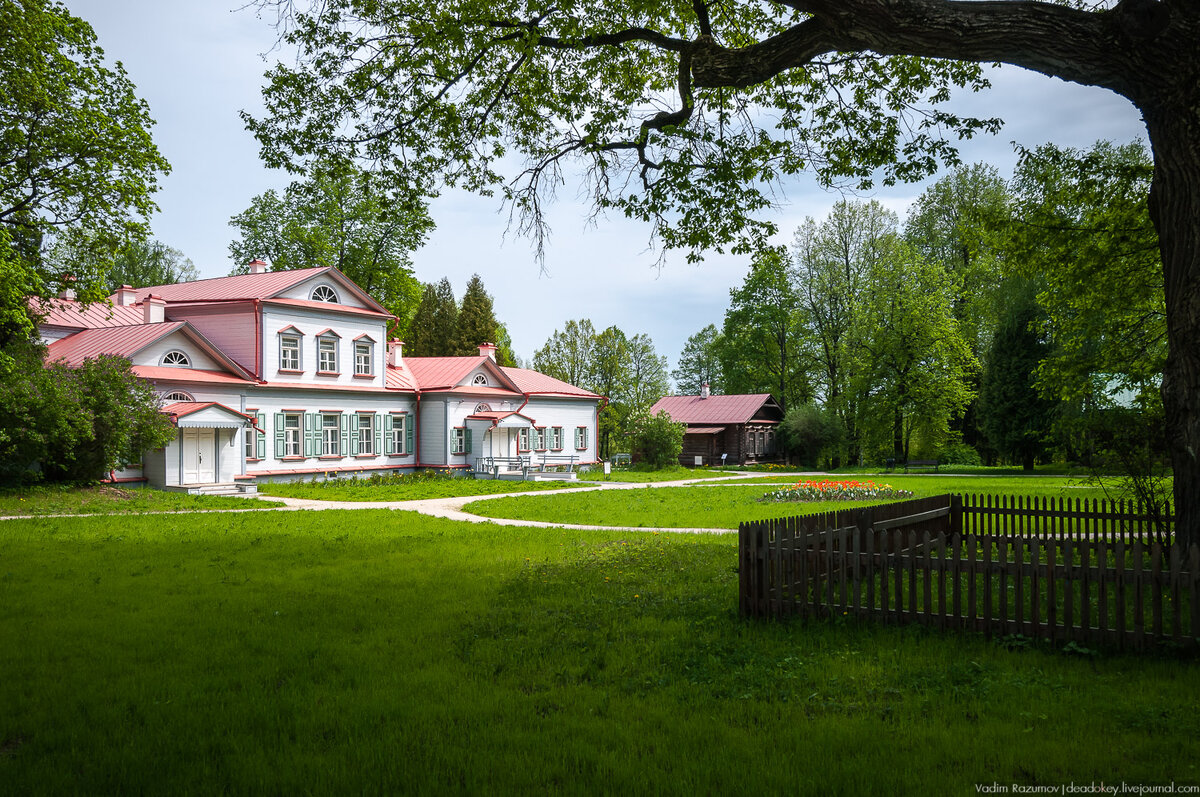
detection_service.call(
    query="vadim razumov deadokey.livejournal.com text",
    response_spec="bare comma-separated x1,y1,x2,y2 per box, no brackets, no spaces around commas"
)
976,784,1200,795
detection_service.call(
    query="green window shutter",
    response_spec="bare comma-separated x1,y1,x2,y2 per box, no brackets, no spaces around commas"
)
304,413,317,457
350,414,359,454
465,428,472,455
405,417,414,455
274,413,285,458
341,414,349,456
384,414,394,455
375,416,382,455
257,412,266,459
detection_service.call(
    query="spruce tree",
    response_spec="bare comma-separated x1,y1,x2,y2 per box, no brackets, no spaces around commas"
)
406,279,458,356
454,274,500,356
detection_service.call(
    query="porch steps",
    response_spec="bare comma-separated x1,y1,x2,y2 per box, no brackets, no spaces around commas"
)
164,483,258,496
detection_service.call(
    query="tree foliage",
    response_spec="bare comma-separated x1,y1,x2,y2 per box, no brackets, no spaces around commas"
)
672,324,723,396
104,240,198,292
454,274,502,358
228,163,430,337
406,279,459,357
630,410,684,469
0,0,169,308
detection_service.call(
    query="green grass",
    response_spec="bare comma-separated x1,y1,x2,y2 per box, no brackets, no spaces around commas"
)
582,466,735,482
0,511,1196,792
466,476,1114,529
258,476,587,501
0,484,280,517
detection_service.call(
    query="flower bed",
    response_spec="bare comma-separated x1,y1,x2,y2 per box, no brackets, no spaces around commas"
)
761,479,914,503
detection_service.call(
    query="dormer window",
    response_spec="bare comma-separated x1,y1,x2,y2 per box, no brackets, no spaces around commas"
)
317,333,340,373
163,390,193,402
353,336,374,376
162,350,191,368
472,373,488,386
311,284,339,303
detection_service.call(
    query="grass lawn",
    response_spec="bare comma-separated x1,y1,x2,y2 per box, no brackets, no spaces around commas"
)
258,476,587,501
0,511,1196,793
581,466,735,483
0,484,280,517
466,476,1115,529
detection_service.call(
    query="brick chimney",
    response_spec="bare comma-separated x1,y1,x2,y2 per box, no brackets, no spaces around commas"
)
478,342,497,361
58,274,76,301
247,259,269,275
387,340,404,367
114,284,138,306
142,295,166,324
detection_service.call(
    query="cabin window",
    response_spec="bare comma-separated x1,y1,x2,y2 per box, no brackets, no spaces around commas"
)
354,341,373,376
357,413,376,455
550,427,563,451
322,413,341,456
163,390,193,402
389,414,408,455
518,428,530,452
575,426,588,450
282,413,302,457
472,373,488,386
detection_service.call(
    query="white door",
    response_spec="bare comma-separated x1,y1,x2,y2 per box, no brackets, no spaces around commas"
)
182,429,216,483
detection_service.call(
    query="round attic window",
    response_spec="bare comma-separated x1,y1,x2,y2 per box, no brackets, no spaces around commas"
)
163,390,193,402
161,350,191,368
474,403,492,414
311,284,339,303
472,373,488,386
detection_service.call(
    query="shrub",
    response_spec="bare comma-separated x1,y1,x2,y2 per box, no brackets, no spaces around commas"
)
937,441,982,466
629,410,684,469
778,402,841,467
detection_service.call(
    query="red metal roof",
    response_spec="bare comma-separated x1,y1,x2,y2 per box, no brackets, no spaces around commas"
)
36,298,146,329
650,394,781,425
500,367,602,399
263,297,391,319
385,363,418,392
684,426,726,435
45,323,186,367
133,366,256,385
162,401,256,425
404,356,495,390
118,268,328,303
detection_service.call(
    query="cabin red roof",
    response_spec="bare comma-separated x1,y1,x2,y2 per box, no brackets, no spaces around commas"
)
649,394,781,425
117,268,328,303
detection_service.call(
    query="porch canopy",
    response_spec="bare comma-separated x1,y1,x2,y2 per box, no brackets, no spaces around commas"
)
464,410,537,429
163,402,257,430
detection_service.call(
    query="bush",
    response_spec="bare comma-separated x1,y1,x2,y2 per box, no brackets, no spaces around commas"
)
0,339,175,484
778,403,840,467
629,410,684,469
937,441,982,466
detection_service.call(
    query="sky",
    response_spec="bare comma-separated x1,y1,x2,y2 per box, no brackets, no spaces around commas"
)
69,1,1149,372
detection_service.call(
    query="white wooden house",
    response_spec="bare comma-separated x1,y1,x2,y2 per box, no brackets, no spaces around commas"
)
38,264,602,490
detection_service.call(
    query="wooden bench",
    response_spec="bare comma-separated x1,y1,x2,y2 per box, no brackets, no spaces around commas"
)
903,459,939,473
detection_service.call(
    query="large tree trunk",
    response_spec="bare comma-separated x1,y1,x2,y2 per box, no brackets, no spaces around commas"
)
1145,107,1200,548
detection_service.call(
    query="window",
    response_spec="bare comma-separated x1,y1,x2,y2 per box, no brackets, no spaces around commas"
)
518,428,530,452
163,390,193,402
318,337,338,373
322,413,341,456
357,413,375,455
279,335,301,371
472,373,488,386
246,411,264,460
311,284,339,303
282,413,302,457
388,414,409,456
474,403,492,414
161,350,190,368
575,426,588,450
354,341,373,376
550,427,563,451
532,427,546,451
452,427,466,455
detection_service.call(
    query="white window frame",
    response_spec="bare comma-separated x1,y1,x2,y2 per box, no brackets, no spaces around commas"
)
318,336,339,373
550,427,563,451
161,350,191,368
390,414,407,455
311,284,339,303
321,413,341,456
575,426,588,451
357,413,375,456
163,390,193,402
472,373,488,386
452,427,466,455
279,334,302,371
245,427,256,459
518,428,530,452
283,413,302,458
354,340,373,376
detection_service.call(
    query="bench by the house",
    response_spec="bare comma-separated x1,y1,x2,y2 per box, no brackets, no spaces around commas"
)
475,456,529,477
536,454,578,473
610,453,631,467
903,459,939,473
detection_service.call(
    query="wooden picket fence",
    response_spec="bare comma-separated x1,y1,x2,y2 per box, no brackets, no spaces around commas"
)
738,494,1199,650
